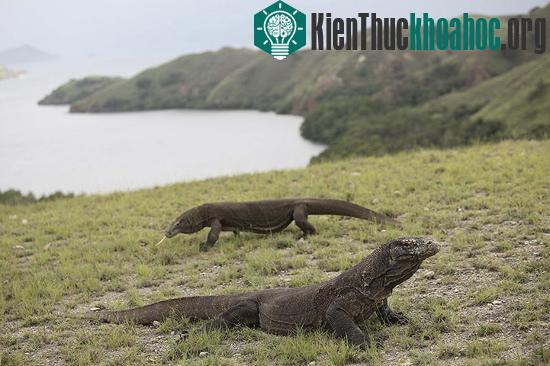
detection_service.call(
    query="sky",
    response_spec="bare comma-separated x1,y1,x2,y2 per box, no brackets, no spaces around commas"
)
0,0,548,62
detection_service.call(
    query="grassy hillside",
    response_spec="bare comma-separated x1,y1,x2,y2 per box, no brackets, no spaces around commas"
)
70,48,256,112
306,55,550,161
430,55,550,137
39,77,124,105
1,140,548,365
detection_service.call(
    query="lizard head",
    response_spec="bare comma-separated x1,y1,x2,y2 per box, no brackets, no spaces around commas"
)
382,237,440,288
388,237,440,262
165,206,207,237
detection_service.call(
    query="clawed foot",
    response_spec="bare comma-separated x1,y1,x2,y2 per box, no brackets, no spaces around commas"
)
199,243,210,252
347,335,370,350
179,330,189,341
352,334,386,349
381,310,408,326
297,232,316,240
357,340,370,350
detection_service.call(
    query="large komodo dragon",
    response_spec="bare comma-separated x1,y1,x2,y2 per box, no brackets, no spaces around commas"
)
84,237,439,347
163,198,401,251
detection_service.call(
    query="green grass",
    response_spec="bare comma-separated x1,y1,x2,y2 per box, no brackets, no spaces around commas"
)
0,140,549,365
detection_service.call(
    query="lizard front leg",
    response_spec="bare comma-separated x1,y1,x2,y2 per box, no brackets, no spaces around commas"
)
204,300,259,331
293,205,316,236
326,302,370,348
200,219,222,252
375,299,408,325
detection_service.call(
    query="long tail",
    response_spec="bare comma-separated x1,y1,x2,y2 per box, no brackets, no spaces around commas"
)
304,199,401,226
79,294,243,325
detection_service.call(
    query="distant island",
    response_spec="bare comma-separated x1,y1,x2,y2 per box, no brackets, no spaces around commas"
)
0,65,25,80
40,4,550,161
0,44,55,65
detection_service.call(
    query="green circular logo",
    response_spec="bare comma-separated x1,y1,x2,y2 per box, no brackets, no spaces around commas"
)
254,1,306,60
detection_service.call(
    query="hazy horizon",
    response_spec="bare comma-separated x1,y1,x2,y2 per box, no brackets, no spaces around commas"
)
1,0,548,63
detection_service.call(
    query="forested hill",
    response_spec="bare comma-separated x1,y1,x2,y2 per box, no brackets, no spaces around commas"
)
303,54,550,161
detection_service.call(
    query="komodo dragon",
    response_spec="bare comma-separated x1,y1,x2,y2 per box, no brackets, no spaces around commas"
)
163,198,401,251
83,237,439,347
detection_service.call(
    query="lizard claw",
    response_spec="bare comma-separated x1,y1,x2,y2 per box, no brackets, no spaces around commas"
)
355,338,371,350
179,330,189,341
377,306,408,326
385,311,408,325
199,243,209,252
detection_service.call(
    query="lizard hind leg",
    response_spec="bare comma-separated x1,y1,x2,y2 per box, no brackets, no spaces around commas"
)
293,205,317,236
204,300,260,331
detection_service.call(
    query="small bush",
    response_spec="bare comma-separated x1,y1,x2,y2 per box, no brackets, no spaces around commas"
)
0,189,74,205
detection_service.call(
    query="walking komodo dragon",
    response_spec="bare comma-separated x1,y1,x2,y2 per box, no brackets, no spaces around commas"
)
83,237,439,347
163,198,401,251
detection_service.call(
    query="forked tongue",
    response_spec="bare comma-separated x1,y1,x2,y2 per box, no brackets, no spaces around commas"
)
155,236,167,246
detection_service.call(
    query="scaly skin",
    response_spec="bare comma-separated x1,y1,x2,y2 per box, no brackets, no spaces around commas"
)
164,198,401,251
83,237,439,347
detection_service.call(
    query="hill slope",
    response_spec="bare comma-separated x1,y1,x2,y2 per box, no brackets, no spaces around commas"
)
1,140,548,365
430,55,550,137
68,46,527,115
39,76,125,105
70,48,257,112
306,55,550,161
